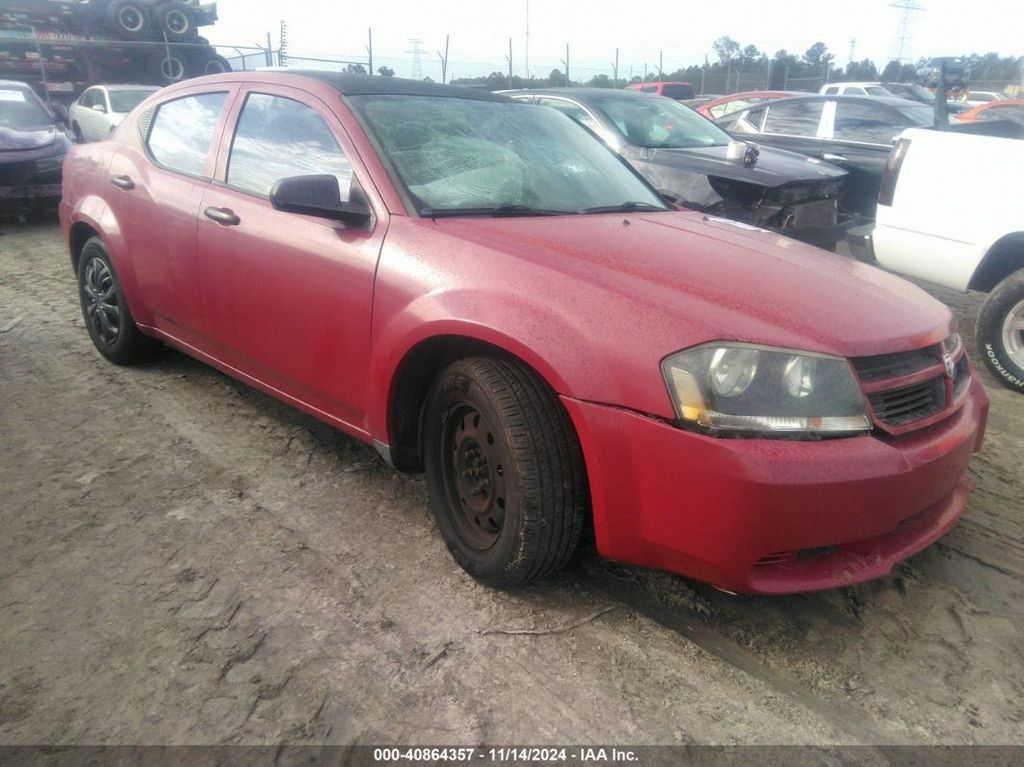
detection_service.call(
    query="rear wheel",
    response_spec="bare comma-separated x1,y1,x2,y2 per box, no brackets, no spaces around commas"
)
976,270,1024,393
423,356,589,587
78,238,158,365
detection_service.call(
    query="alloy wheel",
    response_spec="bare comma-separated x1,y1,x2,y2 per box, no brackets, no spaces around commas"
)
1002,299,1024,369
82,257,121,346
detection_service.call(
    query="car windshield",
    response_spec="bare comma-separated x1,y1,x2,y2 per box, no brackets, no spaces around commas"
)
593,95,731,149
109,89,155,113
901,85,935,102
0,87,51,130
865,86,893,96
352,95,667,216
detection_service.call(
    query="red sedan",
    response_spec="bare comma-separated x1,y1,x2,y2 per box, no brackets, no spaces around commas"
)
955,99,1024,126
695,90,801,120
60,72,989,594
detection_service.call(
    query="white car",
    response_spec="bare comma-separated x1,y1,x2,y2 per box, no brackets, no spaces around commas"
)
68,84,158,142
960,91,1007,106
820,82,895,97
859,127,1024,393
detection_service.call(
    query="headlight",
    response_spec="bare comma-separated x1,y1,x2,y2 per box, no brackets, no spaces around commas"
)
662,342,871,437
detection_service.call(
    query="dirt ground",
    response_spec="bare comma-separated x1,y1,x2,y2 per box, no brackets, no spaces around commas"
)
1,218,1022,747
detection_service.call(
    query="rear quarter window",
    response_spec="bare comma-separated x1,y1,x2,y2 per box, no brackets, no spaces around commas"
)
146,92,228,177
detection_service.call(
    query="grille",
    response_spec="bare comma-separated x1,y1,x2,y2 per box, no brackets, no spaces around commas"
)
868,377,946,427
852,345,940,382
0,160,34,186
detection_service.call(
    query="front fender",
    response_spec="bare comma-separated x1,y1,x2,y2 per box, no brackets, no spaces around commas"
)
366,287,627,441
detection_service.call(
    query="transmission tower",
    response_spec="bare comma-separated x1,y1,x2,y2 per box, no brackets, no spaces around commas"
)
406,39,425,79
889,0,925,64
279,20,288,67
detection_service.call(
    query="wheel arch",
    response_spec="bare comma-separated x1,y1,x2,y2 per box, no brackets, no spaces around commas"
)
382,332,578,474
968,232,1024,292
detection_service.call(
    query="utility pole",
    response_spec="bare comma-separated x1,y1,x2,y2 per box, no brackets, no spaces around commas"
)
279,20,289,67
765,57,772,90
611,48,619,88
659,50,663,79
524,0,530,78
701,54,707,94
367,28,373,75
505,38,513,89
265,32,273,67
560,43,570,86
437,34,449,84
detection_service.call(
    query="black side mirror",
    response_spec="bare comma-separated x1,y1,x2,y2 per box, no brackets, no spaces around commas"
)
269,174,371,226
52,104,69,124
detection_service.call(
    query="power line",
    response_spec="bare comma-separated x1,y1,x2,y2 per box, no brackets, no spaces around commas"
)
889,0,925,64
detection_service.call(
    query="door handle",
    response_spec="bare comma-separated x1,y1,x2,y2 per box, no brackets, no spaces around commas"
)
204,206,240,226
110,175,135,190
822,153,849,163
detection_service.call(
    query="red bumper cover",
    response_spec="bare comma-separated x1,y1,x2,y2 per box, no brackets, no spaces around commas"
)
562,377,989,594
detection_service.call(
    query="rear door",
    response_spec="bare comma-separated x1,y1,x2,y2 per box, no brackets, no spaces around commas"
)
195,84,387,427
112,88,234,342
822,100,906,217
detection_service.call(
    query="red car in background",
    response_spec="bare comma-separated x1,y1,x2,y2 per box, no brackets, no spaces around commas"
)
625,81,695,100
695,90,800,120
60,72,988,595
955,99,1024,126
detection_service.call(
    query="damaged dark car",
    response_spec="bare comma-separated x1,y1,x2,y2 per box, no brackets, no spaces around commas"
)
1,80,73,216
509,88,852,248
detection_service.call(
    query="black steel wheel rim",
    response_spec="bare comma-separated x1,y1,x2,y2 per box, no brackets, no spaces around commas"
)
82,256,121,346
440,404,508,550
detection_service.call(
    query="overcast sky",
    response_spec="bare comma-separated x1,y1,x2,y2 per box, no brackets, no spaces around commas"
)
206,0,1022,81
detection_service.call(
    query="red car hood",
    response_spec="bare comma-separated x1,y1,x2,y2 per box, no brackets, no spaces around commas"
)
432,211,952,359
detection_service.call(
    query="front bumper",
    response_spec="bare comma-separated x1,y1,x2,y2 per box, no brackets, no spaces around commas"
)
561,376,988,594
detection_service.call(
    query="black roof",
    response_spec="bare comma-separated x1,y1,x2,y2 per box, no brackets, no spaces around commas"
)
506,87,655,101
291,71,510,101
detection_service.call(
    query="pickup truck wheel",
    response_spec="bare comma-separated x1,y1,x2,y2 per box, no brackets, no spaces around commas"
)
976,271,1024,393
423,356,588,587
78,238,158,365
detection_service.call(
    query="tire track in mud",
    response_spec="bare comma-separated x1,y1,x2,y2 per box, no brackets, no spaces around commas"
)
579,561,890,743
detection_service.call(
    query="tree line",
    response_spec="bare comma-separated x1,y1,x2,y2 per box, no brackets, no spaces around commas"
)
441,39,1023,91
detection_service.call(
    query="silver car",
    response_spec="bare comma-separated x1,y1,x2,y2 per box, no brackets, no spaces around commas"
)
68,84,158,142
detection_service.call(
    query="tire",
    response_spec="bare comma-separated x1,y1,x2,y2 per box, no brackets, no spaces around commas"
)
78,237,159,365
191,51,231,76
155,52,188,82
976,270,1024,393
154,1,195,40
105,1,151,39
423,356,589,587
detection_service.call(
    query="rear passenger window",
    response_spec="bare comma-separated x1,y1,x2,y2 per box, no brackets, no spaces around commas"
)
146,92,227,177
833,102,900,143
227,93,352,198
762,101,824,136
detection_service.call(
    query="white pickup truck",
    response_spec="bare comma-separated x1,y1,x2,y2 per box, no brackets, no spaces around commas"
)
858,127,1024,392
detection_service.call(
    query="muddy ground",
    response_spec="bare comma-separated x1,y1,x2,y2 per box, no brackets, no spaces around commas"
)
1,219,1022,747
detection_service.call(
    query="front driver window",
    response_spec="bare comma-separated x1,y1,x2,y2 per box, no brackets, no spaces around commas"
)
227,93,353,199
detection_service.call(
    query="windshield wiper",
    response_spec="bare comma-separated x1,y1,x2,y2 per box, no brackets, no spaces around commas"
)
583,201,667,214
422,204,571,218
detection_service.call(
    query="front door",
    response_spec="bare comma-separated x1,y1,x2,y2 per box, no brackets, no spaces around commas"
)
196,87,386,428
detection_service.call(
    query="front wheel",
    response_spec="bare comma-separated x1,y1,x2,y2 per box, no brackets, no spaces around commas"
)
976,270,1024,393
423,356,589,587
78,237,159,365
